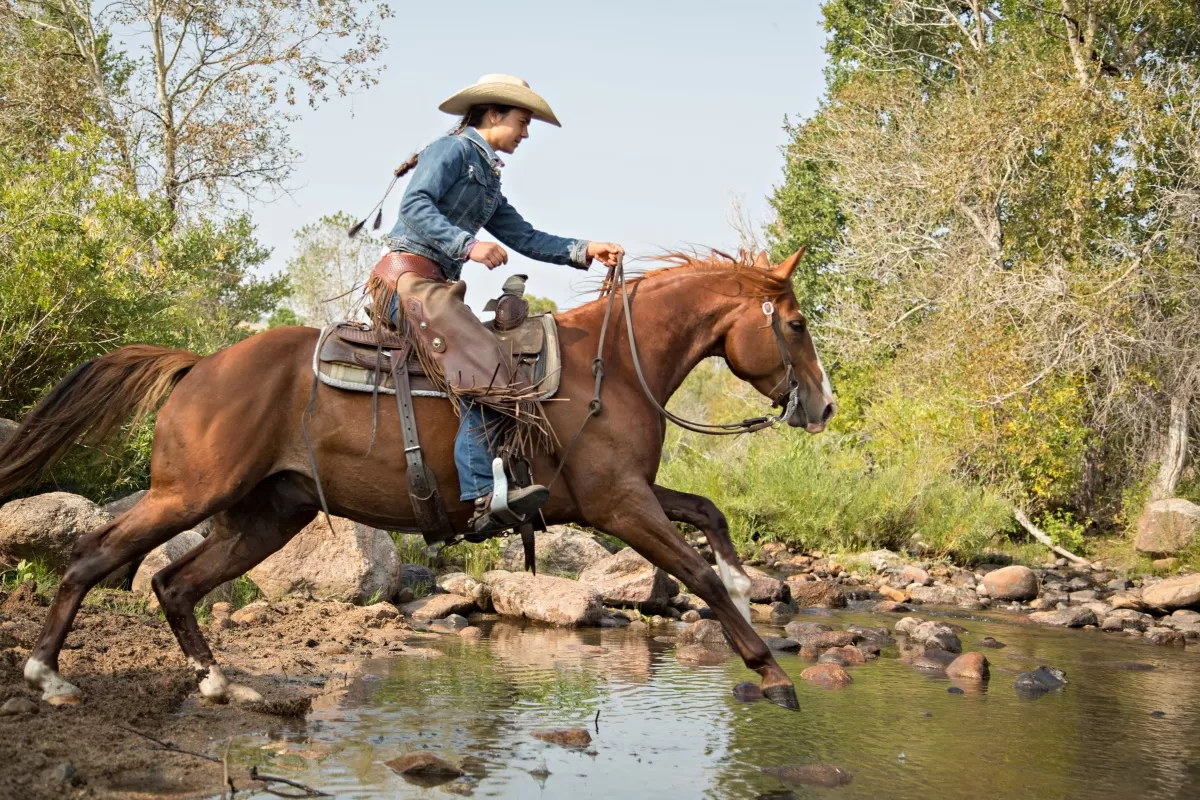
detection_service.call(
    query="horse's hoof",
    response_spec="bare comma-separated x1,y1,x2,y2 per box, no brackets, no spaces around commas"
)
762,683,800,711
24,658,82,705
228,684,264,705
45,690,82,706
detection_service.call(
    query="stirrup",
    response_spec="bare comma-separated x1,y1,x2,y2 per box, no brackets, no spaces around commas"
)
467,459,548,538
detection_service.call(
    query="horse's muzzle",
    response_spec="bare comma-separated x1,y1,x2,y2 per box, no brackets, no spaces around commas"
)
785,398,835,433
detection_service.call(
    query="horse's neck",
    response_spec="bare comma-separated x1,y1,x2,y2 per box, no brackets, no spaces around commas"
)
576,272,744,405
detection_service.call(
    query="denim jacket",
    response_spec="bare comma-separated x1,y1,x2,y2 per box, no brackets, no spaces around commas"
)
387,127,590,280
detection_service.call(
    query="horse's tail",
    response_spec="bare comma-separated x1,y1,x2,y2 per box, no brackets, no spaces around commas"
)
0,345,202,498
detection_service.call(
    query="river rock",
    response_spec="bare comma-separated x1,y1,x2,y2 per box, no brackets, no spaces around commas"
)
385,753,464,787
740,565,789,603
1027,606,1097,628
482,570,603,626
766,636,801,652
1014,666,1068,695
909,648,958,671
946,652,989,681
436,572,479,597
677,618,731,649
898,565,931,586
793,630,859,649
825,645,866,664
908,585,978,606
102,490,147,519
864,549,905,571
980,565,1038,601
1144,627,1186,646
873,600,912,612
532,728,592,748
801,663,853,689
248,516,400,604
787,579,846,608
847,624,893,644
400,564,436,592
0,492,112,572
763,764,853,788
908,621,961,653
879,585,908,602
785,620,833,638
1100,609,1153,632
1109,591,1146,611
578,548,673,612
1142,574,1200,611
1135,498,1200,555
894,616,925,636
132,530,234,604
402,594,475,622
499,525,615,575
676,644,728,665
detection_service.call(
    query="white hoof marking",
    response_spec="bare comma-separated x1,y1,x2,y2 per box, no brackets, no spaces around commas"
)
24,658,82,705
198,664,263,705
714,551,753,622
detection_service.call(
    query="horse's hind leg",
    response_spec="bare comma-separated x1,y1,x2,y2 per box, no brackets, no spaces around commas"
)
652,485,753,622
596,482,798,711
149,477,316,704
25,490,204,704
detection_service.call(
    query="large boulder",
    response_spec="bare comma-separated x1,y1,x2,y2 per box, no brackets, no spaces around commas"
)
578,548,673,611
908,621,962,653
499,526,615,576
103,490,147,519
1142,574,1200,611
0,492,112,572
981,565,1039,601
787,579,846,609
481,570,603,626
131,530,234,605
1135,499,1200,555
0,418,18,448
249,515,400,604
736,565,789,603
1027,606,1098,628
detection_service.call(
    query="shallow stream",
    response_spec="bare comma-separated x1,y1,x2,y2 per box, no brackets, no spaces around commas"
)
227,607,1200,798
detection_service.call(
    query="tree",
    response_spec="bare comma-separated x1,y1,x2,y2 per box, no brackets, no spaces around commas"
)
283,212,382,327
8,0,391,213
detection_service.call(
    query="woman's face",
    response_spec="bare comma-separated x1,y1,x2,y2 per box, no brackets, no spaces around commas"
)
483,107,533,154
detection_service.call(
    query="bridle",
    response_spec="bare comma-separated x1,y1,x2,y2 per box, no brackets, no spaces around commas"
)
547,258,802,487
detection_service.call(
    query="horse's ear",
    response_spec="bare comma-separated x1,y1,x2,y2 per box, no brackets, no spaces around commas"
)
753,250,769,269
771,247,807,281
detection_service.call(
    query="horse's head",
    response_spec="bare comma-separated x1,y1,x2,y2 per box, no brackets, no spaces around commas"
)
720,249,835,433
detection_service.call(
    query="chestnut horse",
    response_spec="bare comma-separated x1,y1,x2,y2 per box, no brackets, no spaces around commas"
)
0,249,834,711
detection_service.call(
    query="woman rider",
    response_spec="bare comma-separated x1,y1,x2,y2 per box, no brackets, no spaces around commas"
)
371,74,624,535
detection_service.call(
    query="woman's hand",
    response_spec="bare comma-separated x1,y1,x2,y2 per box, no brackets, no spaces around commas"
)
468,241,509,269
587,241,625,267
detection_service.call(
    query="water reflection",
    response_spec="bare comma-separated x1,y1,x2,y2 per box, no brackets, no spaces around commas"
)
227,609,1200,799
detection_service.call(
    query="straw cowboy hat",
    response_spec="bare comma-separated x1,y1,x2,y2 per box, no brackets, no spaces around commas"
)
439,74,562,127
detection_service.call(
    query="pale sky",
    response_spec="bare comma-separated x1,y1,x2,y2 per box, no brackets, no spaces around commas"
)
246,0,828,311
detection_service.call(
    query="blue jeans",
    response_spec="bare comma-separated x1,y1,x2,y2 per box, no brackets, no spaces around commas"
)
456,400,504,501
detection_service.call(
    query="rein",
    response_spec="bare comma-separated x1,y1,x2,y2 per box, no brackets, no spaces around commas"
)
547,259,800,489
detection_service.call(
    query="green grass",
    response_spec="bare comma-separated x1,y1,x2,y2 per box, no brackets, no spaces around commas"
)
391,532,438,568
0,559,59,600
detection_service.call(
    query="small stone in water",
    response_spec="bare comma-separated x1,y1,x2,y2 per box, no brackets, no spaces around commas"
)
978,637,1007,648
385,753,465,788
763,763,853,788
920,711,933,717
732,681,763,702
1014,666,1068,696
898,752,907,762
1151,710,1167,718
948,686,965,694
532,728,592,748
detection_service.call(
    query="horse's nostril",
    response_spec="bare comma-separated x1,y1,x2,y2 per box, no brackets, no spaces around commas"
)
821,403,835,423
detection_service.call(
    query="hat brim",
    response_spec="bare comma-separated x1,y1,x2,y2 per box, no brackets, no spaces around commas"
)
439,83,561,127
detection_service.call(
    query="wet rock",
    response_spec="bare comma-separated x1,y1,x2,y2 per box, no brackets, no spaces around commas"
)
763,763,853,788
801,663,853,689
402,594,476,623
873,600,912,613
787,578,846,609
1100,609,1153,632
676,644,728,665
946,652,989,681
825,645,866,665
458,626,483,639
1027,606,1097,628
766,636,801,652
981,565,1039,601
741,565,789,603
579,548,673,612
1107,578,1132,592
909,621,962,653
732,681,763,702
818,651,850,666
793,630,860,649
681,609,701,623
910,649,958,671
785,620,833,638
132,530,234,606
249,516,400,604
532,728,592,748
1142,574,1200,611
1135,498,1200,555
978,637,1006,648
677,619,730,649
1145,627,1186,646
499,526,615,575
878,585,908,603
894,616,925,636
0,492,112,572
0,696,38,716
1014,666,1068,695
482,570,604,626
847,624,893,645
385,753,465,786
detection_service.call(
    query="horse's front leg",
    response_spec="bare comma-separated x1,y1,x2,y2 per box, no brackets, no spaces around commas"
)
652,484,753,622
596,482,798,711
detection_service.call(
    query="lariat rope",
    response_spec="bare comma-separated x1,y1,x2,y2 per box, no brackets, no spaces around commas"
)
547,257,801,489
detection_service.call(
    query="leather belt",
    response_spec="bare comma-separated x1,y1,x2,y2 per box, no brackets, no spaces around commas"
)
372,251,447,286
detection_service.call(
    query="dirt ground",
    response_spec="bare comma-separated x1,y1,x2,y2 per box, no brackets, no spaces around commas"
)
0,583,422,799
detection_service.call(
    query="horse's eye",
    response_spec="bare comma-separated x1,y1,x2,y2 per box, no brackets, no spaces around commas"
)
788,319,806,334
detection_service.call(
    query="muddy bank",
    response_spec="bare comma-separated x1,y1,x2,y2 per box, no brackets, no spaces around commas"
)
0,587,419,800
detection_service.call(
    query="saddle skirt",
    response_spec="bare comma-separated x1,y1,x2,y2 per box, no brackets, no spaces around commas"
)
313,312,562,401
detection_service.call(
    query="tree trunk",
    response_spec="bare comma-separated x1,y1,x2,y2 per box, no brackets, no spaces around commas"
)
1150,387,1191,501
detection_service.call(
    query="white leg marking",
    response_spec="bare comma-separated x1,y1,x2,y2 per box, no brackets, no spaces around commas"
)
198,664,263,705
24,658,82,705
714,551,753,623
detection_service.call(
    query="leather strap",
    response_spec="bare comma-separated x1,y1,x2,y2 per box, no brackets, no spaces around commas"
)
373,251,447,285
392,342,454,540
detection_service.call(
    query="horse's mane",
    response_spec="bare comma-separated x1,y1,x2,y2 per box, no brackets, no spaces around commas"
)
578,248,791,306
